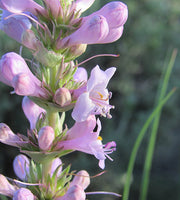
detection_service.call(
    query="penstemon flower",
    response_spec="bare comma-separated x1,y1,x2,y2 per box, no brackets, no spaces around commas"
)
0,0,128,199
72,65,116,122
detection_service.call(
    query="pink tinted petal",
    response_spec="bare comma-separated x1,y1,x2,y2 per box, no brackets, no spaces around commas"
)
0,10,31,43
13,154,29,181
38,126,55,151
50,158,62,177
99,26,124,44
57,15,109,48
56,185,86,200
70,170,90,190
22,96,45,130
0,123,22,147
44,0,61,18
72,92,95,122
0,174,16,197
67,115,96,139
98,159,105,169
0,0,45,15
13,188,34,200
73,0,95,13
87,65,112,91
88,1,128,28
0,52,32,86
73,67,88,82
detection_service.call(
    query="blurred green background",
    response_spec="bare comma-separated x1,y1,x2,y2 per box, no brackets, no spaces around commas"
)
0,0,180,199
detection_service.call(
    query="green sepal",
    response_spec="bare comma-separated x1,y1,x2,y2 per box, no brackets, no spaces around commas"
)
29,96,75,113
21,149,73,164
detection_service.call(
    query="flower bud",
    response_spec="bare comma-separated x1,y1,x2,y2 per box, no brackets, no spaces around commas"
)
0,174,16,197
13,154,30,181
44,0,62,19
0,123,22,147
56,15,109,48
38,126,55,151
54,88,72,107
71,170,90,190
56,185,86,200
22,96,46,130
13,188,34,200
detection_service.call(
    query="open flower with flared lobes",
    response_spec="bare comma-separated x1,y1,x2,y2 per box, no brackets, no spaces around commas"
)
0,52,49,98
72,65,116,122
56,115,116,169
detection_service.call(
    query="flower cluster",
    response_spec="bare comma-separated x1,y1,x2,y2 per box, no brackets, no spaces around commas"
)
0,0,128,199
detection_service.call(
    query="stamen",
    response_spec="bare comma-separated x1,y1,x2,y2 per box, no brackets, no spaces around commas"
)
98,136,102,141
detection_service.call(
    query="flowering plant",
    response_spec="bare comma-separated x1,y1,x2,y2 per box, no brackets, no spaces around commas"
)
0,0,128,199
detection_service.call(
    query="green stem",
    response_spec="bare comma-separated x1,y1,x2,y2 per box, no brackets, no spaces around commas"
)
122,88,176,200
139,49,177,200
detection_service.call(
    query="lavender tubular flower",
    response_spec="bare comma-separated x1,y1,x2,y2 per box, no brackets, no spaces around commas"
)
86,1,128,28
0,52,33,86
13,154,30,181
22,97,46,130
0,0,45,15
56,15,109,49
0,123,23,147
0,9,31,43
72,65,116,122
13,188,34,200
56,115,116,169
12,73,48,98
0,52,48,98
0,174,16,197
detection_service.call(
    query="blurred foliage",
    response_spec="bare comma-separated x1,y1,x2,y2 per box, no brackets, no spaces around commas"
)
0,0,180,200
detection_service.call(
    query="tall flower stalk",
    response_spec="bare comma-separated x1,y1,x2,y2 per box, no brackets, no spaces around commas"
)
0,0,128,199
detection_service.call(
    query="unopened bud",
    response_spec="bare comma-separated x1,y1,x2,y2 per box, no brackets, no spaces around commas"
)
56,185,86,200
0,174,16,197
54,88,72,107
13,188,34,200
13,154,30,181
71,170,90,190
38,126,55,151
